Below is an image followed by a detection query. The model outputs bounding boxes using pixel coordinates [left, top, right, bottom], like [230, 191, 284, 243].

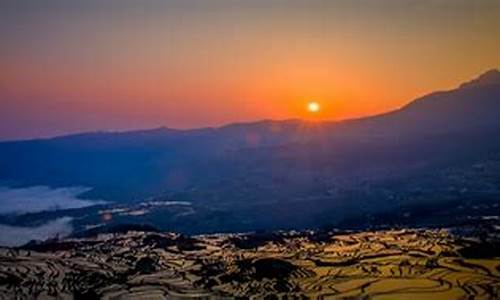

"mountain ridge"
[0, 69, 500, 233]
[459, 68, 500, 89]
[2, 68, 496, 144]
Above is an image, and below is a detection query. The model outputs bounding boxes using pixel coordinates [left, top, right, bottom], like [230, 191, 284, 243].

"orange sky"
[1, 0, 500, 140]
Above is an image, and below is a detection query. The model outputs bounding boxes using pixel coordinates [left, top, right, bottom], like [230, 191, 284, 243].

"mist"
[0, 186, 106, 215]
[0, 217, 73, 247]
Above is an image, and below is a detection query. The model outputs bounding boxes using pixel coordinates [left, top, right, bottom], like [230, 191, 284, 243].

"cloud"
[0, 217, 73, 247]
[0, 186, 106, 215]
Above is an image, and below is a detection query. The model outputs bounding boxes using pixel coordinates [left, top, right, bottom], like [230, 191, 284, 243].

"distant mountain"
[332, 70, 500, 137]
[459, 69, 500, 88]
[1, 70, 500, 232]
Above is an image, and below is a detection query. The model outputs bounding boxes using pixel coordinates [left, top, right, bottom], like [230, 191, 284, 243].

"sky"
[1, 0, 500, 140]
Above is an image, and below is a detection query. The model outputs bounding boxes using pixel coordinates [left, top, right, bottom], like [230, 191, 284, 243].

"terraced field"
[0, 229, 499, 299]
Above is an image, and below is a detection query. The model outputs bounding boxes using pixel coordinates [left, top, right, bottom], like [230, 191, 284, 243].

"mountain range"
[1, 69, 500, 233]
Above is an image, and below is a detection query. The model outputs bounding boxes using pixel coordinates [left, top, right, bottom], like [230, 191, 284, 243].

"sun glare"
[307, 101, 320, 113]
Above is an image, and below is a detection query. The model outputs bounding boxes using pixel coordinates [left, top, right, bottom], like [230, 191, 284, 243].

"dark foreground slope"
[0, 228, 499, 299]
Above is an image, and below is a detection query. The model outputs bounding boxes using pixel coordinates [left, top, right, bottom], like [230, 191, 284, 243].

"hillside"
[0, 70, 500, 234]
[1, 227, 499, 299]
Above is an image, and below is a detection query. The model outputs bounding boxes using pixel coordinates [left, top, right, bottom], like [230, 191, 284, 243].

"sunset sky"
[1, 0, 500, 140]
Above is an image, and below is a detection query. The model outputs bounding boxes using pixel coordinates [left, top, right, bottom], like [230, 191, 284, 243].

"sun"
[307, 101, 320, 113]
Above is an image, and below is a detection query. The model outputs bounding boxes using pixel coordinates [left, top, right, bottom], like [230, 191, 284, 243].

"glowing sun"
[307, 101, 320, 113]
